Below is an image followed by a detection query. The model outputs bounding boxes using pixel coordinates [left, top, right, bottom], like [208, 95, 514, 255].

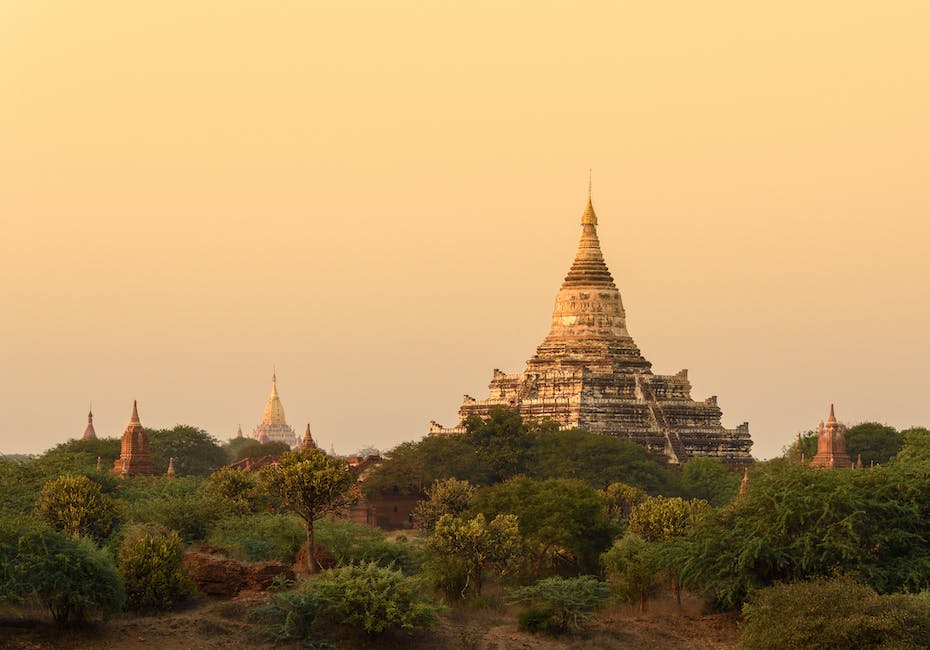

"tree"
[845, 422, 903, 465]
[362, 435, 494, 498]
[146, 425, 228, 476]
[35, 474, 118, 542]
[508, 575, 612, 634]
[412, 478, 476, 532]
[474, 477, 616, 575]
[205, 466, 263, 514]
[892, 427, 930, 465]
[668, 462, 930, 609]
[227, 438, 291, 463]
[601, 482, 647, 528]
[602, 534, 660, 612]
[30, 438, 122, 477]
[525, 428, 677, 492]
[680, 458, 740, 506]
[428, 512, 521, 597]
[259, 449, 357, 572]
[464, 407, 535, 481]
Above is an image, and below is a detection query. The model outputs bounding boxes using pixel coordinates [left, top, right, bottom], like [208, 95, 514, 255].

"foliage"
[845, 422, 904, 465]
[508, 575, 611, 635]
[412, 478, 476, 532]
[628, 496, 710, 542]
[668, 462, 930, 609]
[205, 466, 263, 514]
[428, 513, 521, 597]
[474, 477, 616, 575]
[35, 474, 118, 542]
[602, 534, 661, 611]
[680, 458, 740, 506]
[601, 482, 647, 528]
[30, 438, 122, 477]
[226, 438, 291, 463]
[738, 575, 930, 650]
[257, 565, 440, 642]
[893, 427, 930, 465]
[310, 563, 442, 635]
[464, 407, 541, 481]
[206, 513, 306, 563]
[118, 523, 192, 611]
[146, 425, 228, 477]
[121, 477, 231, 543]
[0, 458, 46, 516]
[362, 435, 494, 498]
[0, 517, 125, 625]
[525, 428, 676, 492]
[314, 516, 424, 574]
[259, 450, 358, 572]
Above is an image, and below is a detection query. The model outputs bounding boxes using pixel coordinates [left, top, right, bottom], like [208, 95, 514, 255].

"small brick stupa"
[113, 401, 155, 477]
[81, 407, 97, 441]
[299, 423, 318, 452]
[809, 404, 853, 468]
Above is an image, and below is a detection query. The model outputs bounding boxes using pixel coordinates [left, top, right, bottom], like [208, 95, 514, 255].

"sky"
[1, 1, 928, 460]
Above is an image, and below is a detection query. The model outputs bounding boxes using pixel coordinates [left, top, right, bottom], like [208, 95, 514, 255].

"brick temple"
[430, 189, 753, 465]
[113, 400, 155, 477]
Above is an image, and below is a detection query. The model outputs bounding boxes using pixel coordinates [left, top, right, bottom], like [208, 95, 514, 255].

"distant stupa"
[300, 423, 318, 452]
[113, 401, 155, 477]
[809, 404, 853, 468]
[81, 406, 97, 441]
[252, 372, 297, 447]
[430, 185, 752, 465]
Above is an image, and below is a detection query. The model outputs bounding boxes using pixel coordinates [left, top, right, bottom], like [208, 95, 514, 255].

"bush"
[0, 517, 125, 625]
[35, 474, 118, 542]
[311, 563, 441, 635]
[602, 534, 660, 612]
[205, 466, 263, 514]
[122, 479, 231, 543]
[206, 513, 305, 562]
[739, 575, 930, 650]
[118, 524, 193, 611]
[314, 517, 424, 574]
[257, 564, 441, 642]
[508, 576, 611, 635]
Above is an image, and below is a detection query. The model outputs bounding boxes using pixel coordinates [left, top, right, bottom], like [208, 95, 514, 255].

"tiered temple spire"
[112, 401, 155, 477]
[810, 404, 853, 468]
[81, 406, 97, 441]
[300, 423, 318, 452]
[431, 185, 752, 465]
[252, 372, 297, 447]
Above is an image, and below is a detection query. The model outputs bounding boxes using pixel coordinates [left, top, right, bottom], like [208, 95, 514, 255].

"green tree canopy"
[146, 425, 228, 477]
[473, 476, 616, 575]
[259, 449, 357, 572]
[680, 458, 740, 506]
[845, 422, 903, 465]
[412, 477, 476, 532]
[428, 512, 521, 596]
[35, 474, 118, 542]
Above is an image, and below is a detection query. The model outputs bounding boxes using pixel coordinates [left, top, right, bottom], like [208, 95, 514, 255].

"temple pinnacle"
[581, 174, 597, 226]
[130, 400, 140, 423]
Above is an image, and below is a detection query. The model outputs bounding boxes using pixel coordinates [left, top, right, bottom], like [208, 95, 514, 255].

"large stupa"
[252, 372, 298, 448]
[430, 188, 752, 465]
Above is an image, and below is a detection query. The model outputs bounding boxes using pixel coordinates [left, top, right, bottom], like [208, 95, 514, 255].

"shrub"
[123, 484, 231, 543]
[206, 513, 305, 562]
[314, 516, 424, 574]
[508, 576, 611, 635]
[118, 524, 193, 611]
[0, 517, 124, 625]
[739, 575, 930, 650]
[311, 563, 441, 635]
[412, 478, 475, 532]
[257, 564, 441, 642]
[602, 534, 660, 612]
[35, 474, 118, 542]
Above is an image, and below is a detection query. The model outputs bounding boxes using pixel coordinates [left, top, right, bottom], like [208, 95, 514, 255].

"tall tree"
[146, 425, 228, 476]
[259, 450, 357, 572]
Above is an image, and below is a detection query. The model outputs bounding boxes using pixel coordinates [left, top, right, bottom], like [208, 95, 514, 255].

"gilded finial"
[581, 172, 597, 226]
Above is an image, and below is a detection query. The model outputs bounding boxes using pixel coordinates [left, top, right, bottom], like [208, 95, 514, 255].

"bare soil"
[2, 591, 739, 649]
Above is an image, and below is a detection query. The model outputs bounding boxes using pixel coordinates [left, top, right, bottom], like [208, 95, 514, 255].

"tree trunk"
[639, 590, 646, 613]
[306, 521, 319, 573]
[672, 575, 681, 607]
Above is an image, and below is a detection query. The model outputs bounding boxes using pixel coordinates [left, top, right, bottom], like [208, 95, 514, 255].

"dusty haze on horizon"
[1, 2, 928, 460]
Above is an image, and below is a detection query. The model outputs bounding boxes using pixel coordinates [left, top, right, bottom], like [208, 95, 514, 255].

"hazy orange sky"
[2, 2, 928, 460]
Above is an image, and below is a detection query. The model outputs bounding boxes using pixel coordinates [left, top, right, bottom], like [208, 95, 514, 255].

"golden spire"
[261, 372, 287, 426]
[581, 170, 597, 226]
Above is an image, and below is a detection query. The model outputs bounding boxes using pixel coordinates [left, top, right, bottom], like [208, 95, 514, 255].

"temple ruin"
[113, 400, 155, 477]
[430, 189, 753, 465]
[809, 404, 853, 468]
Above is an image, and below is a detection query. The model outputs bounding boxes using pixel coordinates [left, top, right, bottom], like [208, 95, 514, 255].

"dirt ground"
[2, 591, 740, 649]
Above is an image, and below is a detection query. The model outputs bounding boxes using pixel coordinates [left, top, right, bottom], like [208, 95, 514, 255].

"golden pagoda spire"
[581, 170, 597, 226]
[261, 371, 287, 426]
